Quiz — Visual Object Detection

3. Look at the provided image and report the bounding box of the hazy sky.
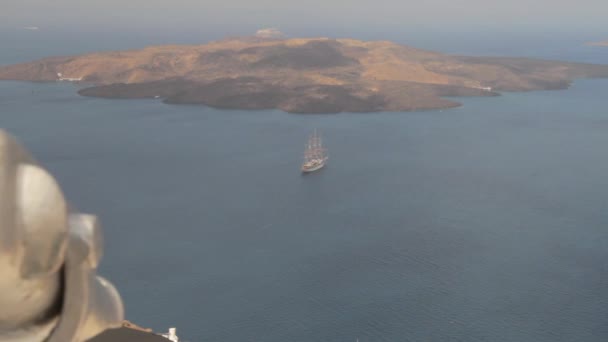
[1,0,607,33]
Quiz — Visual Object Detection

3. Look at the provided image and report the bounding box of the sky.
[1,0,607,35]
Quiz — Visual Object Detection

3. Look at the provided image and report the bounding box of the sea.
[1,28,608,342]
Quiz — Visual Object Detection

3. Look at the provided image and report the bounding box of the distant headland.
[1,33,608,113]
[586,40,608,47]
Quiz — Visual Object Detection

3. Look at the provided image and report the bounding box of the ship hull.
[301,161,326,173]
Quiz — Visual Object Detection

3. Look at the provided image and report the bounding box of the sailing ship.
[301,130,328,173]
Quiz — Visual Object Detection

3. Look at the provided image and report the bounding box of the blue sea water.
[1,30,608,342]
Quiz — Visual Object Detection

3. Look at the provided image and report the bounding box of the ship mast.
[303,129,327,162]
[304,133,314,162]
[313,129,322,159]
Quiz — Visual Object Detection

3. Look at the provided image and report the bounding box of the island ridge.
[2,36,608,113]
